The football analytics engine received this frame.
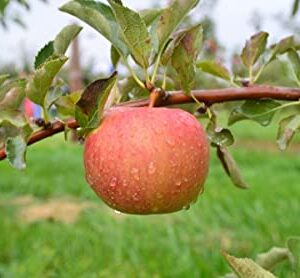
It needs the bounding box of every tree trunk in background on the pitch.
[69,37,83,142]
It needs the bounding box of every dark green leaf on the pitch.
[140,9,162,26]
[34,41,54,69]
[157,0,200,52]
[228,100,281,127]
[5,136,27,170]
[207,126,234,147]
[109,1,151,68]
[34,24,82,70]
[27,56,68,106]
[223,252,276,278]
[217,146,249,189]
[292,0,299,16]
[111,45,121,68]
[287,49,300,84]
[197,60,231,81]
[54,24,83,55]
[75,72,117,133]
[277,115,300,150]
[241,31,269,68]
[256,247,291,271]
[171,24,203,93]
[60,0,128,57]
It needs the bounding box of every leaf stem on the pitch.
[151,51,163,84]
[124,60,145,89]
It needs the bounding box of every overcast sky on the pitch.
[0,0,298,73]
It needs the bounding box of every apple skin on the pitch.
[84,107,209,214]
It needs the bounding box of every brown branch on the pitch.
[1,85,300,161]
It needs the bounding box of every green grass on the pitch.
[0,133,300,277]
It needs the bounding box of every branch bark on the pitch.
[1,85,300,161]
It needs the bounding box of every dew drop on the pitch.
[131,168,138,174]
[156,193,163,199]
[183,204,190,210]
[175,181,182,187]
[183,177,188,183]
[166,139,175,146]
[109,177,118,188]
[148,162,156,175]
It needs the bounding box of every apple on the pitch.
[84,107,209,214]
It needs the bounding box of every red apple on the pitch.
[84,107,209,214]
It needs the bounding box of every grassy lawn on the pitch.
[0,122,300,277]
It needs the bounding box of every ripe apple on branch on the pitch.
[1,0,300,218]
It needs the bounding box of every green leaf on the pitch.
[197,60,231,81]
[27,56,68,106]
[60,0,128,56]
[268,36,295,64]
[111,45,121,68]
[55,91,82,117]
[292,0,299,16]
[241,31,269,68]
[0,109,28,128]
[140,9,162,26]
[0,79,26,103]
[157,0,200,52]
[207,126,234,147]
[45,88,64,110]
[54,24,83,55]
[0,87,25,109]
[228,100,281,127]
[0,74,10,86]
[217,146,249,189]
[223,252,277,278]
[0,111,32,149]
[108,1,151,68]
[277,115,300,151]
[34,41,54,69]
[287,49,300,85]
[34,24,82,70]
[171,24,203,93]
[161,34,185,66]
[256,247,291,271]
[75,72,117,133]
[5,136,27,170]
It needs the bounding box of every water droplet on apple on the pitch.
[109,177,117,188]
[166,138,175,146]
[156,193,163,199]
[183,204,190,210]
[148,162,156,175]
[131,168,138,174]
[175,180,182,187]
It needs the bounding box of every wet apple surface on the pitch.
[84,107,210,214]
